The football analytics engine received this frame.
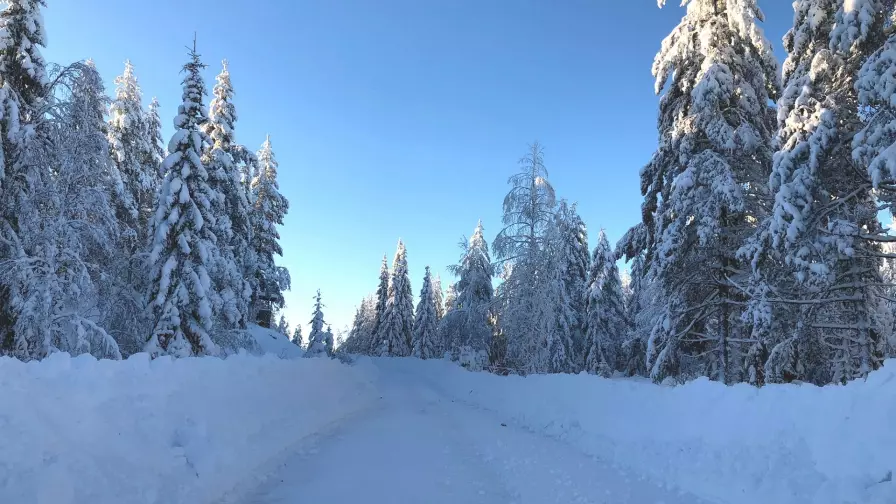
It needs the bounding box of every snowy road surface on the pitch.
[228,361,709,504]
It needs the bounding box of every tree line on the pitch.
[342,0,896,387]
[0,1,290,360]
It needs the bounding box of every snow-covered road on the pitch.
[231,361,708,504]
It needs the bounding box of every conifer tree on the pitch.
[621,0,779,383]
[554,201,590,371]
[277,315,290,337]
[441,221,494,367]
[144,44,220,358]
[205,60,253,329]
[370,255,390,353]
[432,274,445,321]
[292,325,303,347]
[378,240,413,356]
[146,97,166,177]
[306,290,333,357]
[107,60,158,241]
[0,0,49,355]
[250,136,290,322]
[412,266,439,359]
[584,231,626,377]
[344,295,377,354]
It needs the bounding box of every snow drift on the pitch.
[0,352,377,504]
[382,357,896,504]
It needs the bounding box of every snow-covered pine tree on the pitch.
[0,0,49,356]
[432,274,445,321]
[292,325,303,347]
[378,240,414,356]
[412,266,439,359]
[305,290,333,357]
[620,0,779,384]
[250,135,290,324]
[277,314,290,337]
[0,61,121,359]
[440,221,495,368]
[554,201,590,371]
[618,252,658,377]
[584,230,626,377]
[493,143,566,373]
[342,295,372,354]
[204,60,253,329]
[444,283,457,314]
[370,254,390,354]
[146,97,166,178]
[144,44,220,358]
[102,61,162,354]
[740,0,889,385]
[108,60,159,242]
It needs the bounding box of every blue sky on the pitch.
[45,0,794,336]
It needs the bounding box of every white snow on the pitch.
[246,323,304,358]
[0,352,375,504]
[1,353,893,504]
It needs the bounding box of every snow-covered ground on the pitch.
[1,353,893,504]
[245,324,304,359]
[0,352,377,504]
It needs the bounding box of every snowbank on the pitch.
[246,323,304,358]
[0,352,377,504]
[386,357,896,504]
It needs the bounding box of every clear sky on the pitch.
[44,0,794,336]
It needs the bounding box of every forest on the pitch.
[340,0,896,387]
[2,1,896,388]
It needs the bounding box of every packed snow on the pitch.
[2,353,894,504]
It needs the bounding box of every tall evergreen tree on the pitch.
[0,0,49,355]
[432,274,445,321]
[144,44,220,358]
[742,0,889,385]
[250,136,290,323]
[441,221,494,367]
[107,60,158,241]
[554,201,590,371]
[621,0,779,383]
[343,295,377,354]
[292,325,303,348]
[146,97,166,178]
[584,231,626,377]
[412,266,439,359]
[205,60,253,329]
[378,240,413,356]
[306,290,333,357]
[370,254,390,353]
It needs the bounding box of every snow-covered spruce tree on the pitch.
[0,62,121,359]
[277,314,289,337]
[250,135,290,323]
[378,240,414,356]
[554,201,590,371]
[440,221,494,367]
[343,295,377,354]
[741,0,889,385]
[432,274,444,321]
[144,46,220,358]
[620,0,779,384]
[493,143,569,373]
[444,283,457,314]
[146,97,166,178]
[102,61,162,354]
[305,290,333,357]
[369,254,390,354]
[412,266,439,359]
[617,252,659,377]
[204,60,253,329]
[584,230,626,377]
[292,325,303,347]
[0,0,49,356]
[108,60,159,242]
